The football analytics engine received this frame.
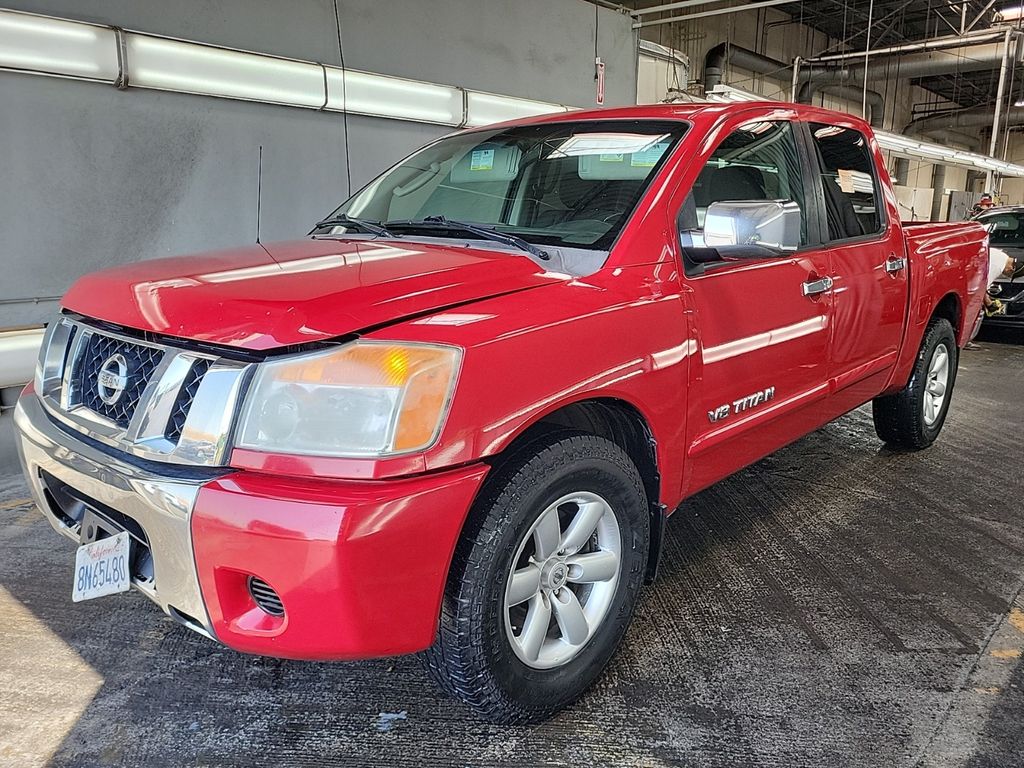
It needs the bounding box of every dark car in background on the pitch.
[973,207,1024,331]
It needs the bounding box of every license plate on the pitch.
[72,531,131,602]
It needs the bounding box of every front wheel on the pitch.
[422,431,649,723]
[872,317,958,449]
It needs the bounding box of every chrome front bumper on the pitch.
[13,391,216,637]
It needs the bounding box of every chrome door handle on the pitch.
[885,255,907,273]
[802,276,834,296]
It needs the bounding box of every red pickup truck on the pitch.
[15,102,988,723]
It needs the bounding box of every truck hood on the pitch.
[62,238,563,350]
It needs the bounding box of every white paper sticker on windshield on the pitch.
[599,153,625,162]
[631,142,669,167]
[470,148,495,171]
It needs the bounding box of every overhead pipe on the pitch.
[707,38,1016,130]
[919,127,981,151]
[805,27,1008,64]
[796,82,884,126]
[906,106,1024,137]
[706,42,884,126]
[799,39,1021,91]
[703,42,790,92]
[633,0,800,29]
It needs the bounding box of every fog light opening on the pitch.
[247,576,285,617]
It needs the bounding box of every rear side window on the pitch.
[809,124,884,241]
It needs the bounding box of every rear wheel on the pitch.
[422,431,649,723]
[873,317,958,449]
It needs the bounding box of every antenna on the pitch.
[333,0,353,197]
[256,144,263,244]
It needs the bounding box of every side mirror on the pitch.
[704,200,802,253]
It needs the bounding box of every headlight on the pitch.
[236,341,461,458]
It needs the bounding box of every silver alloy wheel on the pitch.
[503,491,622,670]
[923,342,950,426]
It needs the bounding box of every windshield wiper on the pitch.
[310,214,397,238]
[386,216,550,261]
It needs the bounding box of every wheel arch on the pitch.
[483,396,666,584]
[931,291,963,343]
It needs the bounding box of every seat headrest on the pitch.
[707,165,766,203]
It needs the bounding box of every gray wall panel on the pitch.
[0,76,447,326]
[5,0,635,103]
[337,0,637,106]
[0,1,636,328]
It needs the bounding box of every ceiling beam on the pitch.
[632,0,801,28]
[966,0,998,31]
[630,0,730,16]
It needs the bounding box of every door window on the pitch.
[808,124,884,241]
[679,120,808,266]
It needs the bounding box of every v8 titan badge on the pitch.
[708,386,776,423]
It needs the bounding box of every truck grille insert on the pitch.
[77,334,164,428]
[248,576,285,617]
[165,358,212,441]
[38,316,252,467]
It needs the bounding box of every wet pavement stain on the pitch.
[0,337,1022,767]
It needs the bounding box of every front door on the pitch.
[672,116,834,495]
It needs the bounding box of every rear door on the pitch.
[674,115,835,494]
[804,122,909,402]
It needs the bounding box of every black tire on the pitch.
[872,317,958,449]
[421,430,649,723]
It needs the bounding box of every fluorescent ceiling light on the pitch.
[877,134,921,151]
[705,85,762,102]
[998,5,1024,21]
[126,34,325,108]
[912,143,954,160]
[465,91,568,127]
[0,9,576,131]
[326,68,463,125]
[0,10,118,82]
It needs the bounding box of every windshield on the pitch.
[977,211,1024,247]
[324,119,688,251]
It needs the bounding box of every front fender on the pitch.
[407,272,692,508]
[229,273,695,510]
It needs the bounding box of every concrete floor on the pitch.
[1,337,1023,768]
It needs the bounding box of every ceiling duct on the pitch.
[796,82,884,126]
[704,43,884,126]
[907,106,1024,137]
[703,42,789,92]
[800,38,1023,90]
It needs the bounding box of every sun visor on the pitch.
[578,141,671,180]
[450,144,522,183]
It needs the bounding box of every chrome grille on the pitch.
[76,333,164,428]
[35,316,254,467]
[166,358,212,441]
